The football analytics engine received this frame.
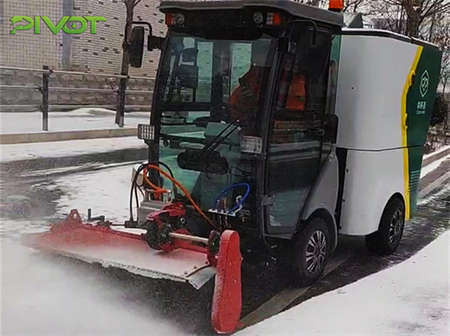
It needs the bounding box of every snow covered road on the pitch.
[1,241,186,336]
[1,157,449,335]
[239,230,449,336]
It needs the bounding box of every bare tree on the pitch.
[293,0,368,12]
[343,0,367,13]
[368,0,450,38]
[116,0,144,127]
[430,14,450,93]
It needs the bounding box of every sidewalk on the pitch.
[0,108,149,144]
[0,136,146,163]
[239,230,449,336]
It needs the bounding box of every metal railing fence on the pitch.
[0,65,154,131]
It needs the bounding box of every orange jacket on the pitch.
[230,66,263,121]
[285,74,306,111]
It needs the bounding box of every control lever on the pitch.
[87,208,105,222]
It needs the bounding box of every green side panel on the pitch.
[406,45,442,215]
[331,35,342,63]
[408,146,423,215]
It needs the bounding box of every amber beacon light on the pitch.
[329,0,344,12]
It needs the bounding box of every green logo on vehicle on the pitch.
[419,70,430,98]
[10,16,106,35]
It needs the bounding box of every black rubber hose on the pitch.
[158,161,178,198]
[129,161,176,222]
[129,163,147,222]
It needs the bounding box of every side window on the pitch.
[164,37,213,104]
[271,31,331,145]
[197,41,213,102]
[230,43,252,92]
[325,35,341,115]
[266,30,332,232]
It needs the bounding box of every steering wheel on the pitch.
[211,103,231,123]
[193,103,231,128]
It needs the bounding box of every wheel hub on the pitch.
[305,230,327,273]
[388,209,404,244]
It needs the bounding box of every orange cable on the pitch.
[142,168,168,195]
[145,164,215,228]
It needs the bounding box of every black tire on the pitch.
[366,197,405,255]
[292,217,330,286]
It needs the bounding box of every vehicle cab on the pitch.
[136,1,343,253]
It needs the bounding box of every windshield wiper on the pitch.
[176,120,240,175]
[201,119,240,157]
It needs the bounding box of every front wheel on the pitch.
[292,218,330,286]
[366,197,405,255]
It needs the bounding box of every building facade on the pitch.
[0,0,166,77]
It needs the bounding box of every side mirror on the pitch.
[129,26,145,68]
[148,36,165,51]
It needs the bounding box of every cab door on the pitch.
[266,29,333,235]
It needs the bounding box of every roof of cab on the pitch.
[159,0,344,27]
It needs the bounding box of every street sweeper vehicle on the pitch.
[24,0,442,333]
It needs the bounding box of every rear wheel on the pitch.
[292,218,330,286]
[366,197,405,255]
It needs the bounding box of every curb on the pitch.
[422,147,450,166]
[1,142,448,199]
[0,128,137,145]
[418,154,450,199]
[0,147,148,176]
[419,172,450,199]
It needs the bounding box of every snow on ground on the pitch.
[1,240,185,336]
[421,154,450,178]
[0,136,145,163]
[0,108,149,134]
[48,163,137,223]
[418,181,450,206]
[1,135,448,335]
[1,161,192,335]
[423,145,449,159]
[239,231,450,336]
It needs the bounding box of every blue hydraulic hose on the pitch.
[213,183,251,214]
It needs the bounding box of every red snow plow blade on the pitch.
[23,210,242,334]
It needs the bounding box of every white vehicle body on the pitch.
[332,30,441,236]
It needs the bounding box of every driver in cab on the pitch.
[229,41,271,135]
[230,40,307,135]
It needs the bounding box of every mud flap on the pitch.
[211,230,242,334]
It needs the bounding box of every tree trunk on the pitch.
[403,0,421,37]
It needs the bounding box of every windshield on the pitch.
[155,31,276,221]
[159,32,275,128]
